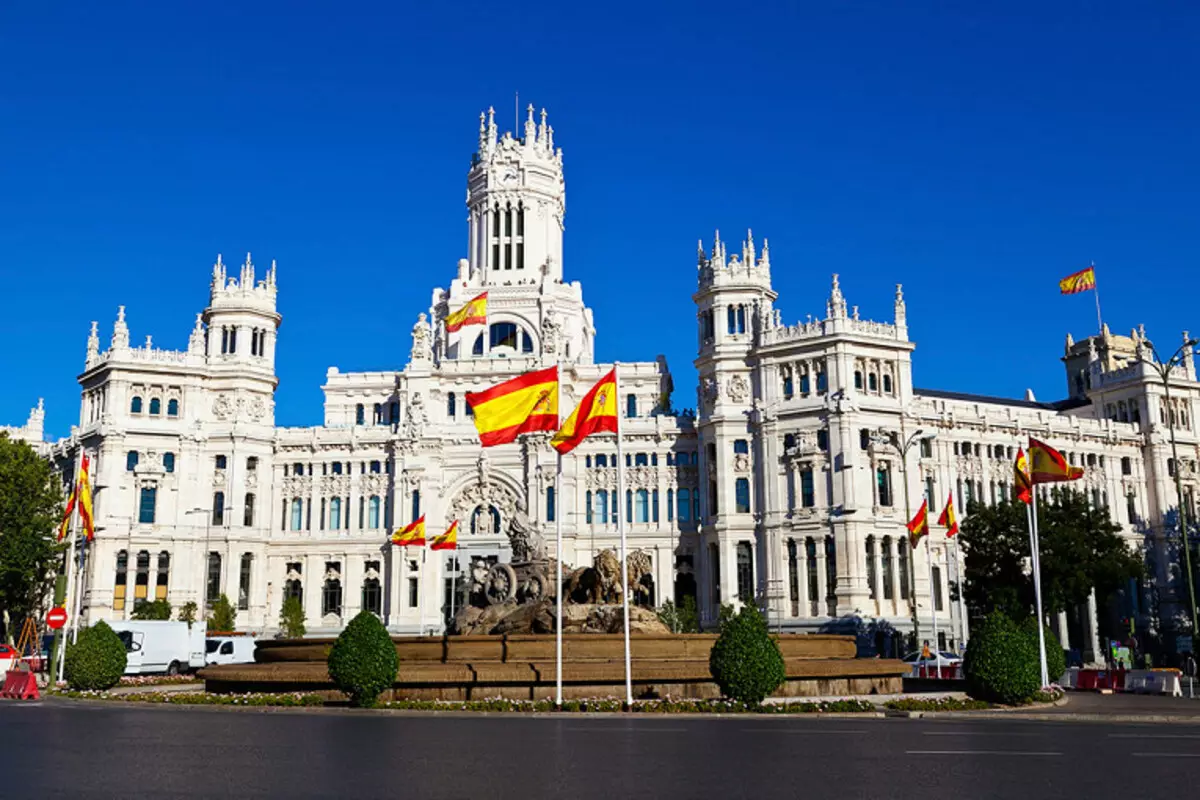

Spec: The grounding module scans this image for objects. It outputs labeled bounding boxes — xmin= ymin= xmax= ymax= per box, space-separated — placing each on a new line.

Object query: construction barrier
xmin=1124 ymin=669 xmax=1183 ymax=697
xmin=910 ymin=663 xmax=963 ymax=680
xmin=0 ymin=670 xmax=39 ymax=700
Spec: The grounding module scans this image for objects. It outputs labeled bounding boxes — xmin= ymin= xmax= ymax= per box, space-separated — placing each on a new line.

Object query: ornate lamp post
xmin=1145 ymin=335 xmax=1200 ymax=644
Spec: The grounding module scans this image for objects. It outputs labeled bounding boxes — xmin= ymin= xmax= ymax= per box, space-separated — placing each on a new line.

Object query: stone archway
xmin=446 ymin=478 xmax=520 ymax=538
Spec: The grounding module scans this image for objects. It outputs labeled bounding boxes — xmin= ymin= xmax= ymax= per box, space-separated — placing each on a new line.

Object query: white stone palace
xmin=10 ymin=105 xmax=1199 ymax=661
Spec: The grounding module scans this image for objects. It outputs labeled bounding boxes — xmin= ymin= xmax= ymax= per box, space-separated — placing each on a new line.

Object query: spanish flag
xmin=430 ymin=520 xmax=458 ymax=551
xmin=466 ymin=366 xmax=559 ymax=447
xmin=1028 ymin=438 xmax=1084 ymax=484
xmin=552 ymin=369 xmax=619 ymax=455
xmin=58 ymin=483 xmax=77 ymax=542
xmin=391 ymin=516 xmax=426 ymax=547
xmin=1059 ymin=266 xmax=1096 ymax=295
xmin=938 ymin=494 xmax=959 ymax=537
xmin=444 ymin=292 xmax=488 ymax=333
xmin=906 ymin=499 xmax=929 ymax=548
xmin=78 ymin=453 xmax=95 ymax=541
xmin=1014 ymin=448 xmax=1033 ymax=505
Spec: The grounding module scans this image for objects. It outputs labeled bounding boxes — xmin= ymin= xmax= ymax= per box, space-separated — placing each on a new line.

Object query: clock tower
xmin=466 ymin=105 xmax=566 ymax=286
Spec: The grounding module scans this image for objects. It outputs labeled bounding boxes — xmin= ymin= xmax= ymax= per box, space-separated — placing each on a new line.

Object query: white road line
xmin=905 ymin=750 xmax=1062 ymax=756
xmin=562 ymin=727 xmax=688 ymax=733
xmin=1131 ymin=752 xmax=1200 ymax=758
xmin=922 ymin=731 xmax=1045 ymax=737
xmin=740 ymin=729 xmax=867 ymax=734
xmin=1109 ymin=734 xmax=1200 ymax=740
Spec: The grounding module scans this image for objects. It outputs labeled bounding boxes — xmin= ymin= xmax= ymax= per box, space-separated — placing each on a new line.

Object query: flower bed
xmin=884 ymin=697 xmax=992 ymax=712
xmin=118 ymin=675 xmax=204 ymax=687
xmin=49 ymin=689 xmax=323 ymax=707
xmin=377 ymin=697 xmax=878 ymax=714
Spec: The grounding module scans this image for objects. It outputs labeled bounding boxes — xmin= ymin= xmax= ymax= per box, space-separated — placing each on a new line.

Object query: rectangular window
xmin=138 ymin=487 xmax=157 ymax=524
xmin=212 ymin=492 xmax=225 ymax=526
xmin=932 ymin=565 xmax=944 ymax=612
xmin=408 ymin=577 xmax=419 ymax=608
xmin=546 ymin=486 xmax=556 ymax=523
xmin=206 ymin=553 xmax=221 ymax=606
xmin=735 ymin=477 xmax=750 ymax=513
xmin=238 ymin=554 xmax=252 ymax=611
xmin=882 ymin=539 xmax=894 ymax=600
xmin=866 ymin=538 xmax=877 ymax=600
xmin=652 ymin=489 xmax=660 ymax=523
xmin=412 ymin=490 xmax=421 ymax=522
xmin=925 ymin=477 xmax=935 ymax=508
xmin=1126 ymin=494 xmax=1137 ymax=524
xmin=800 ymin=469 xmax=815 ymax=508
xmin=736 ymin=542 xmax=753 ymax=602
xmin=877 ymin=467 xmax=893 ymax=507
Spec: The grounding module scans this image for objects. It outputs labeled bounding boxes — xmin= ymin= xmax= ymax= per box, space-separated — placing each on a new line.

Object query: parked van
xmin=205 ymin=635 xmax=257 ymax=666
xmin=107 ymin=620 xmax=207 ymax=675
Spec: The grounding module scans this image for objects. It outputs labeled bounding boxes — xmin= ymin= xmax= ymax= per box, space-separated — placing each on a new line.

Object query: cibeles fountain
xmin=451 ymin=495 xmax=668 ymax=636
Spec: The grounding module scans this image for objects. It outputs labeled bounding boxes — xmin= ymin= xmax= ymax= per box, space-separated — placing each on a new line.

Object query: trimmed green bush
xmin=327 ymin=611 xmax=398 ymax=708
xmin=1019 ymin=617 xmax=1066 ymax=684
xmin=708 ymin=605 xmax=786 ymax=705
xmin=64 ymin=620 xmax=128 ymax=690
xmin=963 ymin=612 xmax=1040 ymax=704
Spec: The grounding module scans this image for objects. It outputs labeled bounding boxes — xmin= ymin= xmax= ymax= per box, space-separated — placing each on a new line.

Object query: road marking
xmin=562 ymin=726 xmax=688 ymax=733
xmin=1110 ymin=734 xmax=1200 ymax=740
xmin=740 ymin=729 xmax=866 ymax=734
xmin=1131 ymin=752 xmax=1200 ymax=758
xmin=921 ymin=731 xmax=1045 ymax=737
xmin=906 ymin=750 xmax=1062 ymax=756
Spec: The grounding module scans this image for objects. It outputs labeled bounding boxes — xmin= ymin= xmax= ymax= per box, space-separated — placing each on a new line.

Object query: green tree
xmin=177 ymin=601 xmax=198 ymax=627
xmin=0 ymin=434 xmax=65 ymax=641
xmin=708 ymin=605 xmax=786 ymax=705
xmin=207 ymin=594 xmax=236 ymax=632
xmin=131 ymin=599 xmax=172 ymax=620
xmin=327 ymin=611 xmax=398 ymax=707
xmin=963 ymin=611 xmax=1040 ymax=704
xmin=279 ymin=595 xmax=306 ymax=638
xmin=64 ymin=620 xmax=128 ymax=690
xmin=657 ymin=597 xmax=700 ymax=633
xmin=961 ymin=493 xmax=1142 ymax=621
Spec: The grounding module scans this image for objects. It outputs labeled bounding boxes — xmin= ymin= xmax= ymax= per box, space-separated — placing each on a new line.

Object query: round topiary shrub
xmin=963 ymin=612 xmax=1040 ymax=704
xmin=1019 ymin=617 xmax=1066 ymax=684
xmin=709 ymin=605 xmax=786 ymax=705
xmin=64 ymin=620 xmax=128 ymax=691
xmin=327 ymin=611 xmax=398 ymax=707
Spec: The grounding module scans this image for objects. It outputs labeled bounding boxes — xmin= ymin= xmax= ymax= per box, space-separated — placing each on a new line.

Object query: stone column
xmin=342 ymin=554 xmax=362 ymax=619
xmin=796 ymin=539 xmax=810 ymax=618
xmin=304 ymin=554 xmax=324 ymax=628
xmin=815 ymin=544 xmax=828 ymax=617
xmin=887 ymin=538 xmax=901 ymax=617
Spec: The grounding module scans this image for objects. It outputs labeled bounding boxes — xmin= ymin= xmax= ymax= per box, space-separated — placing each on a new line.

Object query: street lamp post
xmin=876 ymin=427 xmax=937 ymax=651
xmin=1146 ymin=336 xmax=1200 ymax=645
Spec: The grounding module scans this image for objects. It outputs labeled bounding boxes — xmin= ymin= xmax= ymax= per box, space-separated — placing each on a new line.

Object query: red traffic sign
xmin=47 ymin=606 xmax=68 ymax=630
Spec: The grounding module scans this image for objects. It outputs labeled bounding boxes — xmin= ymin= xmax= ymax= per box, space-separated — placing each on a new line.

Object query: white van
xmin=205 ymin=636 xmax=257 ymax=666
xmin=107 ymin=620 xmax=207 ymax=675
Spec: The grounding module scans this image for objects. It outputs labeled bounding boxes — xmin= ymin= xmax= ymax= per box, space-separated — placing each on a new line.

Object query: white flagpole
xmin=56 ymin=463 xmax=81 ymax=684
xmin=925 ymin=533 xmax=940 ymax=671
xmin=555 ymin=452 xmax=564 ymax=708
xmin=1028 ymin=485 xmax=1050 ymax=686
xmin=952 ymin=535 xmax=969 ymax=648
xmin=614 ymin=362 xmax=633 ymax=707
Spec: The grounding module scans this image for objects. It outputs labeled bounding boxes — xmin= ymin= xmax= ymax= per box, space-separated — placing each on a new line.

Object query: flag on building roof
xmin=1059 ymin=266 xmax=1096 ymax=295
xmin=906 ymin=499 xmax=929 ymax=548
xmin=938 ymin=494 xmax=959 ymax=537
xmin=430 ymin=520 xmax=458 ymax=551
xmin=444 ymin=292 xmax=488 ymax=332
xmin=1028 ymin=438 xmax=1085 ymax=484
xmin=1014 ymin=448 xmax=1033 ymax=505
xmin=552 ymin=368 xmax=618 ymax=455
xmin=391 ymin=516 xmax=426 ymax=547
xmin=465 ymin=366 xmax=559 ymax=447
xmin=78 ymin=453 xmax=95 ymax=541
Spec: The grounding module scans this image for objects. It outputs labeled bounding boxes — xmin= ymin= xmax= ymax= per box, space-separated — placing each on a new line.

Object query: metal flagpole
xmin=953 ymin=536 xmax=969 ymax=649
xmin=71 ymin=535 xmax=89 ymax=645
xmin=56 ymin=477 xmax=81 ymax=684
xmin=614 ymin=362 xmax=633 ymax=707
xmin=1090 ymin=262 xmax=1103 ymax=335
xmin=555 ymin=453 xmax=564 ymax=708
xmin=1028 ymin=485 xmax=1050 ymax=686
xmin=925 ymin=533 xmax=940 ymax=671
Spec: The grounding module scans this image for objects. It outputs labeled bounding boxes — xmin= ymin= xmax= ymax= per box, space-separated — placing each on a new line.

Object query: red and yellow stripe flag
xmin=1014 ymin=448 xmax=1033 ymax=505
xmin=466 ymin=366 xmax=559 ymax=447
xmin=1028 ymin=438 xmax=1084 ymax=485
xmin=906 ymin=499 xmax=929 ymax=548
xmin=391 ymin=516 xmax=426 ymax=547
xmin=58 ymin=483 xmax=78 ymax=542
xmin=444 ymin=292 xmax=488 ymax=332
xmin=430 ymin=520 xmax=458 ymax=551
xmin=78 ymin=453 xmax=95 ymax=541
xmin=938 ymin=493 xmax=959 ymax=537
xmin=552 ymin=369 xmax=619 ymax=455
xmin=1059 ymin=266 xmax=1096 ymax=295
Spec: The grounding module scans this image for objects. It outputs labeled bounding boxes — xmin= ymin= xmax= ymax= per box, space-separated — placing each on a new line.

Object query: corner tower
xmin=466 ymin=105 xmax=565 ymax=284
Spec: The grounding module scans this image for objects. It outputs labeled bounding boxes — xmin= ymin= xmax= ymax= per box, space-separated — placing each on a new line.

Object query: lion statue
xmin=625 ymin=549 xmax=653 ymax=605
xmin=566 ymin=548 xmax=625 ymax=604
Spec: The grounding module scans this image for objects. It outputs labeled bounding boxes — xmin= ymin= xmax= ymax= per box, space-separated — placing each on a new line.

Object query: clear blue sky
xmin=3 ymin=2 xmax=1198 ymax=439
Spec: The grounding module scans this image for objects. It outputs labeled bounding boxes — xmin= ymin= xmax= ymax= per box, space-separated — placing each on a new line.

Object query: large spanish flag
xmin=78 ymin=453 xmax=95 ymax=541
xmin=938 ymin=494 xmax=959 ymax=537
xmin=391 ymin=516 xmax=426 ymax=547
xmin=1014 ymin=448 xmax=1033 ymax=505
xmin=552 ymin=369 xmax=618 ymax=455
xmin=430 ymin=520 xmax=458 ymax=551
xmin=906 ymin=499 xmax=929 ymax=548
xmin=1059 ymin=266 xmax=1096 ymax=295
xmin=1028 ymin=438 xmax=1084 ymax=484
xmin=466 ymin=366 xmax=559 ymax=447
xmin=445 ymin=292 xmax=488 ymax=333
xmin=57 ymin=482 xmax=77 ymax=542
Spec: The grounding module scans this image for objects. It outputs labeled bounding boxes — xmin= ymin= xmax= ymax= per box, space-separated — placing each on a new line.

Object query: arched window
xmin=244 ymin=493 xmax=255 ymax=527
xmin=447 ymin=393 xmax=456 ymax=418
xmin=677 ymin=488 xmax=691 ymax=521
xmin=373 ymin=403 xmax=383 ymax=424
xmin=865 ymin=537 xmax=877 ymax=599
xmin=546 ymin=485 xmax=556 ymax=522
xmin=239 ymin=553 xmax=253 ymax=610
xmin=156 ymin=551 xmax=170 ymax=600
xmin=735 ymin=478 xmax=751 ymax=513
xmin=206 ymin=552 xmax=222 ymax=606
xmin=736 ymin=305 xmax=746 ymax=334
xmin=626 ymin=394 xmax=637 ymax=419
xmin=389 ymin=401 xmax=399 ymax=426
xmin=784 ymin=433 xmax=796 ymax=451
xmin=585 ymin=490 xmax=593 ymax=524
xmin=868 ymin=373 xmax=878 ymax=392
xmin=521 ymin=330 xmax=534 ymax=353
xmin=782 ymin=369 xmax=794 ymax=399
xmin=114 ymin=550 xmax=128 ymax=611
xmin=596 ymin=454 xmax=608 ymax=468
xmin=330 ymin=497 xmax=342 ymax=529
xmin=625 ymin=489 xmax=633 ymax=524
xmin=727 ymin=306 xmax=737 ymax=334
xmin=322 ymin=572 xmax=342 ymax=617
xmin=362 ymin=569 xmax=382 ymax=616
xmin=126 ymin=451 xmax=139 ymax=472
xmin=149 ymin=397 xmax=162 ymax=415
xmin=490 ymin=322 xmax=519 ymax=351
xmin=130 ymin=396 xmax=143 ymax=414
xmin=854 ymin=371 xmax=863 ymax=390
xmin=881 ymin=537 xmax=894 ymax=600
xmin=212 ymin=491 xmax=225 ymax=526
xmin=667 ymin=488 xmax=674 ymax=522
xmin=291 ymin=498 xmax=303 ymax=531
xmin=368 ymin=496 xmax=381 ymax=529
xmin=736 ymin=542 xmax=753 ymax=602
xmin=635 ymin=489 xmax=649 ymax=523
xmin=472 ymin=334 xmax=485 ymax=356
xmin=355 ymin=403 xmax=365 ymax=425
xmin=167 ymin=398 xmax=179 ymax=417
xmin=883 ymin=375 xmax=893 ymax=394
xmin=471 ymin=505 xmax=502 ymax=535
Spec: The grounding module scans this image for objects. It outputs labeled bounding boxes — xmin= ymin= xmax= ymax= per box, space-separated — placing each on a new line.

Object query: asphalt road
xmin=3 ymin=700 xmax=1199 ymax=799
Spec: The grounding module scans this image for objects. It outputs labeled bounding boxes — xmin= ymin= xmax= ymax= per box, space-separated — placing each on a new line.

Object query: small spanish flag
xmin=58 ymin=482 xmax=78 ymax=542
xmin=430 ymin=520 xmax=458 ymax=551
xmin=906 ymin=499 xmax=929 ymax=548
xmin=444 ymin=292 xmax=488 ymax=333
xmin=1059 ymin=265 xmax=1096 ymax=295
xmin=391 ymin=516 xmax=426 ymax=547
xmin=1014 ymin=448 xmax=1033 ymax=505
xmin=938 ymin=493 xmax=959 ymax=537
xmin=466 ymin=366 xmax=559 ymax=447
xmin=78 ymin=453 xmax=95 ymax=541
xmin=552 ymin=369 xmax=619 ymax=455
xmin=1028 ymin=438 xmax=1084 ymax=485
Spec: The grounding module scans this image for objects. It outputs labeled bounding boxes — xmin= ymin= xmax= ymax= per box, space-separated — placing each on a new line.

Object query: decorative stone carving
xmin=728 ymin=374 xmax=749 ymax=404
xmin=507 ymin=497 xmax=545 ymax=562
xmin=825 ymin=389 xmax=858 ymax=415
xmin=448 ymin=479 xmax=518 ymax=534
xmin=211 ymin=392 xmax=269 ymax=422
xmin=541 ymin=309 xmax=560 ymax=356
xmin=733 ymin=453 xmax=751 ymax=473
xmin=212 ymin=393 xmax=234 ymax=420
xmin=405 ymin=393 xmax=427 ymax=439
xmin=411 ymin=313 xmax=432 ymax=362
